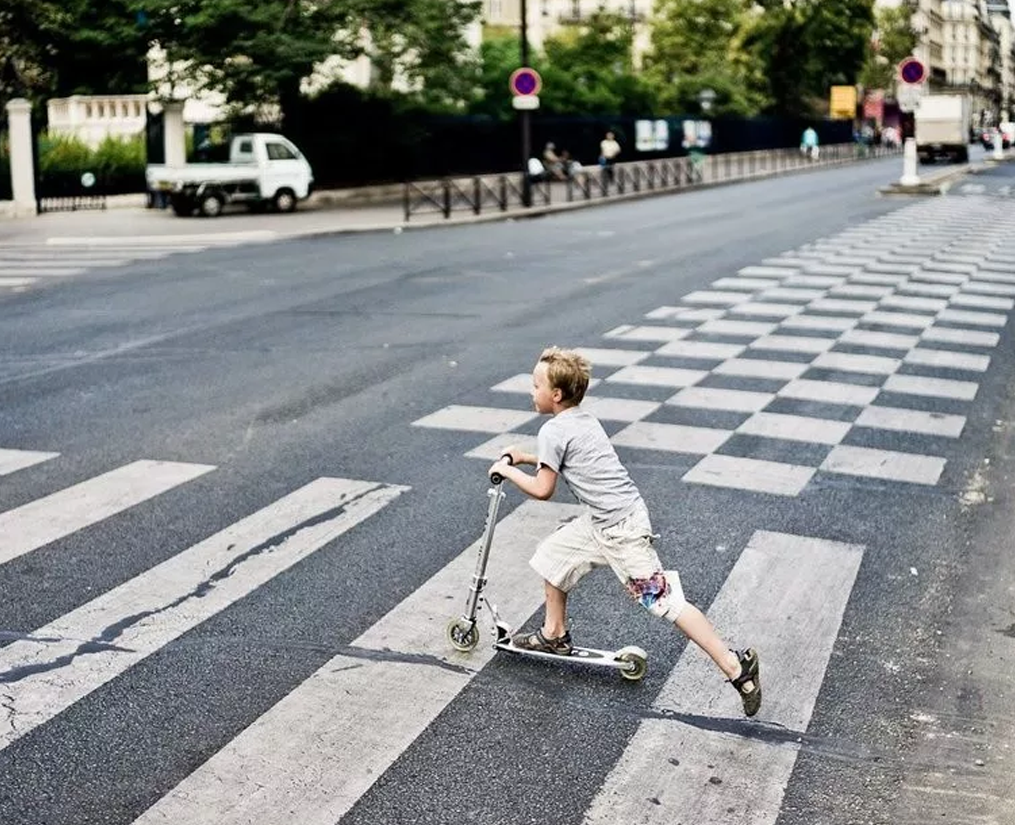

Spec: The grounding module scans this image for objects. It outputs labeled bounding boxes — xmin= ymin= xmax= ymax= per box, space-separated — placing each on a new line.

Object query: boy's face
xmin=531 ymin=362 xmax=560 ymax=414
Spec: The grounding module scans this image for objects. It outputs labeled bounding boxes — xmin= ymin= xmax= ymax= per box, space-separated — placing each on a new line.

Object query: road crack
xmin=0 ymin=489 xmax=381 ymax=685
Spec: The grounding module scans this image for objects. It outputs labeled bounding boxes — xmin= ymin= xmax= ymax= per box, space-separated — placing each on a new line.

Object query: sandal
xmin=511 ymin=628 xmax=573 ymax=656
xmin=729 ymin=648 xmax=762 ymax=717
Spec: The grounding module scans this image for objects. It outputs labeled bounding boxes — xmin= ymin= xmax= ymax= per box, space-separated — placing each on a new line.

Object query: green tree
xmin=539 ymin=13 xmax=654 ymax=115
xmin=741 ymin=0 xmax=875 ymax=117
xmin=469 ymin=35 xmax=537 ymax=120
xmin=860 ymin=5 xmax=918 ymax=92
xmin=361 ymin=0 xmax=481 ymax=109
xmin=644 ymin=0 xmax=763 ymax=116
xmin=0 ymin=0 xmax=67 ymax=103
xmin=141 ymin=0 xmax=480 ymax=124
xmin=142 ymin=0 xmax=362 ymax=126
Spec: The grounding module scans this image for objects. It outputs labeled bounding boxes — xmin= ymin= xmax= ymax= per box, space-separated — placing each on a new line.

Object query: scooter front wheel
xmin=446 ymin=618 xmax=480 ymax=652
xmin=615 ymin=647 xmax=648 ymax=682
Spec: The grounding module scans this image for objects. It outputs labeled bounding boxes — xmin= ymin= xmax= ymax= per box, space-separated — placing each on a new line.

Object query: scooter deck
xmin=494 ymin=640 xmax=621 ymax=662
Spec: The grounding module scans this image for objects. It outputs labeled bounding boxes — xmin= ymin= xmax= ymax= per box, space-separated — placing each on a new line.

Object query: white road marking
xmin=411 ymin=405 xmax=538 ymax=433
xmin=811 ymin=351 xmax=901 ymax=376
xmin=612 ymin=421 xmax=732 ymax=454
xmin=668 ymin=387 xmax=775 ymax=413
xmin=606 ymin=365 xmax=708 ymax=388
xmin=655 ymin=341 xmax=746 ymax=361
xmin=0 ymin=460 xmax=216 ymax=567
xmin=883 ymin=374 xmax=979 ymax=401
xmin=737 ymin=412 xmax=850 ymax=445
xmin=903 ymin=348 xmax=991 ymax=372
xmin=683 ymin=454 xmax=815 ymax=496
xmin=0 ymin=449 xmax=60 ymax=477
xmin=921 ymin=326 xmax=999 ymax=347
xmin=0 ymin=477 xmax=406 ymax=752
xmin=713 ymin=358 xmax=809 ymax=381
xmin=839 ymin=329 xmax=919 ymax=351
xmin=855 ymin=406 xmax=966 ymax=438
xmin=777 ymin=379 xmax=880 ymax=406
xmin=131 ymin=501 xmax=579 ymax=825
xmin=820 ymin=445 xmax=946 ymax=485
xmin=584 ymin=531 xmax=864 ymax=825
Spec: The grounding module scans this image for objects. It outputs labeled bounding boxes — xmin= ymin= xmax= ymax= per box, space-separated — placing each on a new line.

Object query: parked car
xmin=146 ymin=133 xmax=314 ymax=217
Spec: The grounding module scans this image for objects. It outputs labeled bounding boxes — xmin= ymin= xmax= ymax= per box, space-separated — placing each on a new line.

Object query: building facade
xmin=941 ymin=0 xmax=1002 ymax=125
xmin=482 ymin=0 xmax=651 ymax=59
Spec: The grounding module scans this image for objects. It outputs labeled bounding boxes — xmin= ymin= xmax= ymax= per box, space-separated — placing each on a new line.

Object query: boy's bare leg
xmin=674 ymin=603 xmax=751 ymax=686
xmin=542 ymin=580 xmax=569 ymax=638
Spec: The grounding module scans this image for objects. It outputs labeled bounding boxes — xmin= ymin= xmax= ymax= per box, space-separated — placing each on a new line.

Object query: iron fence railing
xmin=403 ymin=142 xmax=902 ymax=222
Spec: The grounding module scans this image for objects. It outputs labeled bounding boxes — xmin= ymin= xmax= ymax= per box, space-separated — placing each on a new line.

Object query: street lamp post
xmin=520 ymin=0 xmax=532 ymax=207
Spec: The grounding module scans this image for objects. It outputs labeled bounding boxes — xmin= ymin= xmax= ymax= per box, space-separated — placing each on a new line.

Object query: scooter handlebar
xmin=489 ymin=453 xmax=514 ymax=485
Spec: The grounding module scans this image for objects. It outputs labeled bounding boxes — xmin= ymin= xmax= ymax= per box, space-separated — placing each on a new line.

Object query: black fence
xmin=404 ymin=142 xmax=901 ymax=221
xmin=222 ymin=86 xmax=857 ymax=190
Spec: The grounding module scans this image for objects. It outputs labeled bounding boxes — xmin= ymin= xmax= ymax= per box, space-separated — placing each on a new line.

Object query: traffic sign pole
xmin=520 ymin=0 xmax=531 ymax=207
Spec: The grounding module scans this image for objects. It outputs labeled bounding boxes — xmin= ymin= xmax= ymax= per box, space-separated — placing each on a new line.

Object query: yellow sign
xmin=830 ymin=86 xmax=857 ymax=120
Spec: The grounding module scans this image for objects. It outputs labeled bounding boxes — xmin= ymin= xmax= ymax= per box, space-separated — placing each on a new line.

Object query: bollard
xmin=994 ymin=131 xmax=1004 ymax=161
xmin=899 ymin=137 xmax=921 ymax=186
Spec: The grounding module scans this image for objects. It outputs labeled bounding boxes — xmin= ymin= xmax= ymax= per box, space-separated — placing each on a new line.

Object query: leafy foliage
xmin=468 ymin=14 xmax=653 ymax=118
xmin=741 ymin=0 xmax=876 ymax=116
xmin=860 ymin=4 xmax=918 ymax=92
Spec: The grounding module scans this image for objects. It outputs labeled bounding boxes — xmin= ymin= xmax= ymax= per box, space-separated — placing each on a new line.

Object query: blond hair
xmin=539 ymin=347 xmax=591 ymax=406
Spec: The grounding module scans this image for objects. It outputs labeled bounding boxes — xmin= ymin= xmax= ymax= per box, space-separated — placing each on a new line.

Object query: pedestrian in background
xmin=800 ymin=126 xmax=820 ymax=161
xmin=599 ymin=131 xmax=621 ymax=184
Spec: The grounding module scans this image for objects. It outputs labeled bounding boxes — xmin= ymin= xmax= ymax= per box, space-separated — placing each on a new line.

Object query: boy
xmin=490 ymin=347 xmax=761 ymax=716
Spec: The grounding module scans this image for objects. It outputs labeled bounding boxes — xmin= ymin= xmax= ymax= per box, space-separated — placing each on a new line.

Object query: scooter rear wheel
xmin=616 ymin=648 xmax=648 ymax=682
xmin=446 ymin=618 xmax=480 ymax=652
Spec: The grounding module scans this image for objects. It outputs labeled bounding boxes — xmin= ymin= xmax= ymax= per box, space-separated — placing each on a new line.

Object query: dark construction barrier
xmin=402 ymin=143 xmax=901 ymax=221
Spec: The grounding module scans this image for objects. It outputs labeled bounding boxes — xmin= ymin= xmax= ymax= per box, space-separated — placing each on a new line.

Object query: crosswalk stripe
xmin=0 ymin=476 xmax=407 ymax=752
xmin=0 ymin=448 xmax=60 ymax=477
xmin=0 ymin=278 xmax=37 ymax=288
xmin=45 ymin=232 xmax=276 ymax=246
xmin=0 ymin=268 xmax=83 ymax=277
xmin=131 ymin=499 xmax=581 ymax=825
xmin=583 ymin=530 xmax=864 ymax=825
xmin=0 ymin=460 xmax=216 ymax=567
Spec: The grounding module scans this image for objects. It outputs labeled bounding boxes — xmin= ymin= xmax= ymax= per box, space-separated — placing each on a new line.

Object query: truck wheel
xmin=172 ymin=202 xmax=192 ymax=217
xmin=199 ymin=193 xmax=224 ymax=218
xmin=958 ymin=147 xmax=969 ymax=163
xmin=273 ymin=189 xmax=297 ymax=213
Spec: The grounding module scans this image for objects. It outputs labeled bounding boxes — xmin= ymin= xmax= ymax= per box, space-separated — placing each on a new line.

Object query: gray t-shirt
xmin=537 ymin=407 xmax=643 ymax=526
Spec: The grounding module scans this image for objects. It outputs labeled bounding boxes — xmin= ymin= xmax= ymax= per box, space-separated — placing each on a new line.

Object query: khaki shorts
xmin=530 ymin=504 xmax=687 ymax=622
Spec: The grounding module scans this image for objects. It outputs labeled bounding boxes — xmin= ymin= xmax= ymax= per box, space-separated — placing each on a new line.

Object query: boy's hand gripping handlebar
xmin=489 ymin=453 xmax=514 ymax=485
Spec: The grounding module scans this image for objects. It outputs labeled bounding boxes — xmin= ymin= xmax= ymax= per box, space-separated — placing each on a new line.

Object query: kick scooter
xmin=445 ymin=459 xmax=649 ymax=681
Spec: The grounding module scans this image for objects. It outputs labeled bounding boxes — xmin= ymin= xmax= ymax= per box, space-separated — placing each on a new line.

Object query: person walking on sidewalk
xmin=599 ymin=131 xmax=621 ymax=184
xmin=489 ymin=347 xmax=762 ymax=717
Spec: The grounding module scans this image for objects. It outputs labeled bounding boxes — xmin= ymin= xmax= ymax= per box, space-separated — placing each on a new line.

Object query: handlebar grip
xmin=489 ymin=455 xmax=513 ymax=485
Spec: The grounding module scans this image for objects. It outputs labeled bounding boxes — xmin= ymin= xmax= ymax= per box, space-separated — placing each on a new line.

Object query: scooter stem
xmin=461 ymin=483 xmax=505 ymax=622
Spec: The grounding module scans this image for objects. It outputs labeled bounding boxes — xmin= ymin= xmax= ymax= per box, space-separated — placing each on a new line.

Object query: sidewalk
xmin=1 ymin=146 xmax=997 ymax=247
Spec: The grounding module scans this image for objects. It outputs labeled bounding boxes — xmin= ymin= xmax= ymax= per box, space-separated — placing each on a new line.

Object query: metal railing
xmin=403 ymin=142 xmax=901 ymax=222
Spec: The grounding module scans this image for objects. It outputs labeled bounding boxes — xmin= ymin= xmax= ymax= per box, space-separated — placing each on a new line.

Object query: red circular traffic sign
xmin=898 ymin=57 xmax=926 ymax=85
xmin=509 ymin=67 xmax=542 ymax=97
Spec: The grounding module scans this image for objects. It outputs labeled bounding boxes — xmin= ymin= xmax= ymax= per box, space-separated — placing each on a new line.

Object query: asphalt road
xmin=1 ymin=153 xmax=1013 ymax=825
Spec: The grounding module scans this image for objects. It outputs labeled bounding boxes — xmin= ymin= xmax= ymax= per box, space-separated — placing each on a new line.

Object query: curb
xmin=282 ymin=153 xmax=904 ymax=242
xmin=878 ymin=155 xmax=1012 ymax=196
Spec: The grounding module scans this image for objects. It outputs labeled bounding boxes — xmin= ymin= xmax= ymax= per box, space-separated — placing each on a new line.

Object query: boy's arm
xmin=500 ymin=446 xmax=537 ymax=466
xmin=489 ymin=461 xmax=557 ymax=501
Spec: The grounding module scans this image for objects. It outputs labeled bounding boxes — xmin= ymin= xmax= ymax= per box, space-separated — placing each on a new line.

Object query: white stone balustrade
xmin=46 ymin=95 xmax=149 ymax=147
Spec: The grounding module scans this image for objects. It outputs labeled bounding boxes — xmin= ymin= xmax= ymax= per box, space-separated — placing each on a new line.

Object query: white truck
xmin=146 ymin=133 xmax=314 ymax=217
xmin=915 ymin=94 xmax=971 ymax=164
